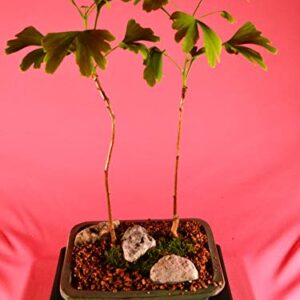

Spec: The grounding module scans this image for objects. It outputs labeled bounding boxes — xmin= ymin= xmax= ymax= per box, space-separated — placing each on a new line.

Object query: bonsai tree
xmin=5 ymin=0 xmax=164 ymax=245
xmin=5 ymin=0 xmax=278 ymax=295
xmin=122 ymin=0 xmax=277 ymax=237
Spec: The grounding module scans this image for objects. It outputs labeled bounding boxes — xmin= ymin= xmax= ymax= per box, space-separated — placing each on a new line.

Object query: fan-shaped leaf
xmin=227 ymin=22 xmax=277 ymax=53
xmin=142 ymin=0 xmax=168 ymax=12
xmin=224 ymin=22 xmax=277 ymax=70
xmin=171 ymin=11 xmax=199 ymax=53
xmin=235 ymin=46 xmax=266 ymax=69
xmin=42 ymin=29 xmax=114 ymax=76
xmin=225 ymin=43 xmax=267 ymax=69
xmin=43 ymin=31 xmax=79 ymax=74
xmin=122 ymin=0 xmax=168 ymax=12
xmin=5 ymin=26 xmax=43 ymax=54
xmin=122 ymin=19 xmax=159 ymax=44
xmin=198 ymin=21 xmax=222 ymax=68
xmin=121 ymin=42 xmax=149 ymax=59
xmin=120 ymin=19 xmax=159 ymax=58
xmin=75 ymin=30 xmax=115 ymax=76
xmin=220 ymin=11 xmax=235 ymax=24
xmin=143 ymin=47 xmax=164 ymax=86
xmin=20 ymin=48 xmax=45 ymax=71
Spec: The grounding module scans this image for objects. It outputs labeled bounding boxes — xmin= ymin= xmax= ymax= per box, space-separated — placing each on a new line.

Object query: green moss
xmin=104 ymin=246 xmax=126 ymax=268
xmin=104 ymin=237 xmax=195 ymax=275
xmin=161 ymin=237 xmax=195 ymax=256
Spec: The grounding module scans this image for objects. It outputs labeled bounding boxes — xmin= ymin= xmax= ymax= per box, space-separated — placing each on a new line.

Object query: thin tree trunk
xmin=93 ymin=73 xmax=117 ymax=245
xmin=171 ymin=85 xmax=187 ymax=238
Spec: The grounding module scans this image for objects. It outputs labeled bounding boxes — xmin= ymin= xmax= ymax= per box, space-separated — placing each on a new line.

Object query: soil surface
xmin=71 ymin=219 xmax=216 ymax=293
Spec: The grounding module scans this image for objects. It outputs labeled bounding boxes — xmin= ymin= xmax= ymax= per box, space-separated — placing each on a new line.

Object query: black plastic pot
xmin=60 ymin=219 xmax=225 ymax=300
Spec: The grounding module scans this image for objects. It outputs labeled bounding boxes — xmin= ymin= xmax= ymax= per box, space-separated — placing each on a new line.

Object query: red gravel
xmin=71 ymin=220 xmax=215 ymax=292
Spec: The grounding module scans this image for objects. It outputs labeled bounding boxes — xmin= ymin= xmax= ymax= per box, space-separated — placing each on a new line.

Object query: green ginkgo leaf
xmin=220 ymin=11 xmax=235 ymax=24
xmin=42 ymin=31 xmax=79 ymax=74
xmin=5 ymin=26 xmax=43 ymax=54
xmin=122 ymin=19 xmax=160 ymax=44
xmin=122 ymin=0 xmax=168 ymax=12
xmin=224 ymin=22 xmax=277 ymax=70
xmin=76 ymin=30 xmax=115 ymax=76
xmin=225 ymin=43 xmax=267 ymax=69
xmin=171 ymin=11 xmax=199 ymax=53
xmin=120 ymin=20 xmax=161 ymax=84
xmin=227 ymin=22 xmax=277 ymax=53
xmin=143 ymin=47 xmax=164 ymax=86
xmin=234 ymin=46 xmax=267 ymax=69
xmin=120 ymin=19 xmax=159 ymax=58
xmin=198 ymin=21 xmax=222 ymax=68
xmin=20 ymin=48 xmax=46 ymax=71
xmin=42 ymin=29 xmax=115 ymax=76
xmin=142 ymin=0 xmax=168 ymax=12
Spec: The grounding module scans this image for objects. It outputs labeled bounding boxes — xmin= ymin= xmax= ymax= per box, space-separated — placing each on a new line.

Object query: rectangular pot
xmin=60 ymin=218 xmax=225 ymax=300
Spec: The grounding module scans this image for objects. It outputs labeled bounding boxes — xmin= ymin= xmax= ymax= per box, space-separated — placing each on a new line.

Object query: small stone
xmin=150 ymin=255 xmax=199 ymax=284
xmin=75 ymin=221 xmax=120 ymax=246
xmin=122 ymin=225 xmax=156 ymax=262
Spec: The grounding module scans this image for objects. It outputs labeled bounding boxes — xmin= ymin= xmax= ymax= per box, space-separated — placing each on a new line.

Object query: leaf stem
xmin=105 ymin=45 xmax=119 ymax=57
xmin=192 ymin=0 xmax=204 ymax=16
xmin=93 ymin=73 xmax=117 ymax=246
xmin=161 ymin=7 xmax=172 ymax=18
xmin=86 ymin=2 xmax=97 ymax=16
xmin=94 ymin=14 xmax=100 ymax=29
xmin=164 ymin=52 xmax=182 ymax=73
xmin=94 ymin=5 xmax=103 ymax=29
xmin=69 ymin=0 xmax=84 ymax=18
xmin=182 ymin=56 xmax=189 ymax=83
xmin=83 ymin=15 xmax=88 ymax=30
xmin=199 ymin=10 xmax=222 ymax=19
xmin=186 ymin=58 xmax=195 ymax=78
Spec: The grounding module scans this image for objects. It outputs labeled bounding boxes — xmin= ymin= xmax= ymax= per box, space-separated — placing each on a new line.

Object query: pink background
xmin=1 ymin=1 xmax=300 ymax=299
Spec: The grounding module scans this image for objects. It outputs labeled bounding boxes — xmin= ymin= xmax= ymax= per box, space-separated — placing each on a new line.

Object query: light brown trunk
xmin=93 ymin=73 xmax=117 ymax=245
xmin=171 ymin=86 xmax=187 ymax=238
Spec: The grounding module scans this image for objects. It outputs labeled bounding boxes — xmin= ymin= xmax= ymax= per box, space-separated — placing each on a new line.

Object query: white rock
xmin=75 ymin=221 xmax=120 ymax=246
xmin=150 ymin=254 xmax=199 ymax=284
xmin=122 ymin=225 xmax=156 ymax=262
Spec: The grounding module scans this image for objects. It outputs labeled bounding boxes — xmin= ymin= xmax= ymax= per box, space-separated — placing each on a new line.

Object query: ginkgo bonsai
xmin=6 ymin=0 xmax=277 ymax=297
xmin=123 ymin=0 xmax=277 ymax=237
xmin=5 ymin=0 xmax=164 ymax=245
